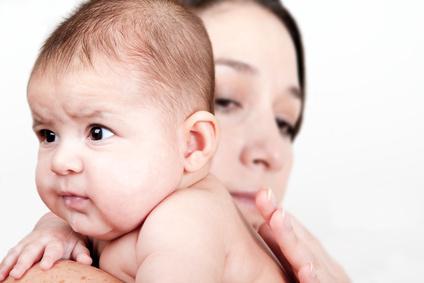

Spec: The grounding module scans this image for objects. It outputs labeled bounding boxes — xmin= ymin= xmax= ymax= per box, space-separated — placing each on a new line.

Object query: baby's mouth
xmin=60 ymin=193 xmax=90 ymax=211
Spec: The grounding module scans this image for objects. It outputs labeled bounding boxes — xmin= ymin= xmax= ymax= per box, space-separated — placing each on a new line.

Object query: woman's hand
xmin=256 ymin=189 xmax=351 ymax=283
xmin=0 ymin=212 xmax=92 ymax=281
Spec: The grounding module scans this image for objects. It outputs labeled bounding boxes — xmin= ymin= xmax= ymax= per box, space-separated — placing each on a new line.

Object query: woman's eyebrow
xmin=215 ymin=58 xmax=258 ymax=75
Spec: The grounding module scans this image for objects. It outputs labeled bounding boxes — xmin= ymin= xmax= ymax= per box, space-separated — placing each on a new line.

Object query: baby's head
xmin=28 ymin=0 xmax=218 ymax=240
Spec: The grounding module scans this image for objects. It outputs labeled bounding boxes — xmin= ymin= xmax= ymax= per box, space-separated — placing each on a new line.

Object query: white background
xmin=0 ymin=1 xmax=423 ymax=282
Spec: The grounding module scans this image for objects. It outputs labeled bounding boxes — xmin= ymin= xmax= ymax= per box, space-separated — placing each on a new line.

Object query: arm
xmin=256 ymin=189 xmax=351 ymax=283
xmin=135 ymin=191 xmax=226 ymax=283
xmin=0 ymin=212 xmax=92 ymax=281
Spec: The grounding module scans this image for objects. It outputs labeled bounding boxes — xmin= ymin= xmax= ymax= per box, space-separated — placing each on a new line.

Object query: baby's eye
xmin=214 ymin=97 xmax=241 ymax=113
xmin=276 ymin=118 xmax=295 ymax=140
xmin=39 ymin=129 xmax=56 ymax=143
xmin=89 ymin=125 xmax=114 ymax=141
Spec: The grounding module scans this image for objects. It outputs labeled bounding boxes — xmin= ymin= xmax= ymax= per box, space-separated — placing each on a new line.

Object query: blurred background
xmin=0 ymin=1 xmax=423 ymax=282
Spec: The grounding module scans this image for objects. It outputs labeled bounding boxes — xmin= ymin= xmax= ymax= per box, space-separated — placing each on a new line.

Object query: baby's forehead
xmin=29 ymin=59 xmax=175 ymax=116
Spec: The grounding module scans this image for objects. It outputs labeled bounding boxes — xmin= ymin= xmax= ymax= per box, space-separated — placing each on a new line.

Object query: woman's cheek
xmin=210 ymin=115 xmax=244 ymax=179
xmin=273 ymin=144 xmax=294 ymax=202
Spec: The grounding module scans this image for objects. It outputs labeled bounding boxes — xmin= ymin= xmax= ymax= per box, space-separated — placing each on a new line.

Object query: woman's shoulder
xmin=3 ymin=260 xmax=122 ymax=283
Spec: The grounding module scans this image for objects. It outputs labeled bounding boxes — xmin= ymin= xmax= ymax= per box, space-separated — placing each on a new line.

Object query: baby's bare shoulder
xmin=156 ymin=174 xmax=233 ymax=215
xmin=146 ymin=175 xmax=234 ymax=230
xmin=136 ymin=175 xmax=236 ymax=257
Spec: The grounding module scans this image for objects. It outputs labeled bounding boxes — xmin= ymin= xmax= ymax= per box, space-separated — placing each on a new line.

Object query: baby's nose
xmin=50 ymin=142 xmax=84 ymax=175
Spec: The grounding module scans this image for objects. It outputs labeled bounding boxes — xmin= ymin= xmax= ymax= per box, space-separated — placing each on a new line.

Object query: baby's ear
xmin=182 ymin=111 xmax=219 ymax=172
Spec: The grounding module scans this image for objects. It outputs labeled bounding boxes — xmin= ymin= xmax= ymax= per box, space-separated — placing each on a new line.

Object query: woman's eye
xmin=89 ymin=126 xmax=114 ymax=141
xmin=39 ymin=129 xmax=56 ymax=143
xmin=276 ymin=118 xmax=295 ymax=139
xmin=214 ymin=97 xmax=241 ymax=113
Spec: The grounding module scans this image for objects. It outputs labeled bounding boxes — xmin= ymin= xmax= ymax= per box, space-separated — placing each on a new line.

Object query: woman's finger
xmin=268 ymin=209 xmax=314 ymax=273
xmin=256 ymin=190 xmax=350 ymax=282
xmin=255 ymin=188 xmax=278 ymax=222
xmin=298 ymin=263 xmax=319 ymax=283
xmin=258 ymin=223 xmax=288 ymax=264
xmin=289 ymin=216 xmax=333 ymax=265
xmin=258 ymin=223 xmax=300 ymax=283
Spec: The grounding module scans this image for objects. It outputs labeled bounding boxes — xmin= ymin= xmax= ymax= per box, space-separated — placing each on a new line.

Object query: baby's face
xmin=28 ymin=61 xmax=185 ymax=240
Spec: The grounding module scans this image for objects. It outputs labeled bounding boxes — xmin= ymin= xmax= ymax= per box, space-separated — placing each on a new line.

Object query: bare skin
xmin=96 ymin=175 xmax=287 ymax=283
xmin=4 ymin=177 xmax=289 ymax=283
xmin=2 ymin=260 xmax=122 ymax=283
xmin=0 ymin=1 xmax=350 ymax=283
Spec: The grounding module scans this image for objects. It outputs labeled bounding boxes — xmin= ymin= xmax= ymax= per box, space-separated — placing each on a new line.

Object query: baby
xmin=7 ymin=0 xmax=288 ymax=282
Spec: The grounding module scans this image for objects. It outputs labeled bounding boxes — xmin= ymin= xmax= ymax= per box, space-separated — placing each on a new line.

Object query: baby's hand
xmin=0 ymin=212 xmax=92 ymax=281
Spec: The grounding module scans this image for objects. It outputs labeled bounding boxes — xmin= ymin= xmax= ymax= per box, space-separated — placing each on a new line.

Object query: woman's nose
xmin=240 ymin=121 xmax=285 ymax=172
xmin=50 ymin=142 xmax=84 ymax=176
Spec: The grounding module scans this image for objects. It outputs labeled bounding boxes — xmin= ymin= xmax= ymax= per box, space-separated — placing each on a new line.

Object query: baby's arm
xmin=0 ymin=212 xmax=92 ymax=281
xmin=135 ymin=190 xmax=226 ymax=283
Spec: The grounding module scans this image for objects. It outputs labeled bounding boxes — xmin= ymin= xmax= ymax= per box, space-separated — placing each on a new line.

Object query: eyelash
xmin=214 ymin=97 xmax=242 ymax=113
xmin=276 ymin=118 xmax=296 ymax=140
xmin=38 ymin=129 xmax=56 ymax=143
xmin=214 ymin=97 xmax=296 ymax=139
xmin=88 ymin=124 xmax=114 ymax=141
xmin=36 ymin=124 xmax=115 ymax=144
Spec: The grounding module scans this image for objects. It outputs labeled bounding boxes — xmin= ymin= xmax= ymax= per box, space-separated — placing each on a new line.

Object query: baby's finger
xmin=255 ymin=188 xmax=278 ymax=222
xmin=72 ymin=241 xmax=92 ymax=265
xmin=0 ymin=248 xmax=22 ymax=281
xmin=269 ymin=209 xmax=313 ymax=273
xmin=39 ymin=241 xmax=65 ymax=270
xmin=9 ymin=245 xmax=43 ymax=279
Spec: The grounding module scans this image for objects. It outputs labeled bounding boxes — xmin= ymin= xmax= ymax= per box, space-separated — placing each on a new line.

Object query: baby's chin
xmin=66 ymin=213 xmax=120 ymax=240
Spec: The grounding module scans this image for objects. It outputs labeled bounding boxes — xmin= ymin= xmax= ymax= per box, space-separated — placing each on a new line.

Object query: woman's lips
xmin=230 ymin=191 xmax=257 ymax=208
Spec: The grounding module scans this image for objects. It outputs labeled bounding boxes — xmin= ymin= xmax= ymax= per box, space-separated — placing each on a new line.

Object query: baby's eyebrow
xmin=215 ymin=58 xmax=258 ymax=75
xmin=31 ymin=110 xmax=48 ymax=128
xmin=30 ymin=109 xmax=108 ymax=130
xmin=68 ymin=109 xmax=106 ymax=120
xmin=32 ymin=117 xmax=49 ymax=130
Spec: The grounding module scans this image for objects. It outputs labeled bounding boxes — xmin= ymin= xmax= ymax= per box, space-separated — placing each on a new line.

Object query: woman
xmin=0 ymin=0 xmax=349 ymax=282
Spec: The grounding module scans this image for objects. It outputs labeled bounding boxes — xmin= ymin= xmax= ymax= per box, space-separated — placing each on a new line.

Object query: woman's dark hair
xmin=178 ymin=0 xmax=306 ymax=138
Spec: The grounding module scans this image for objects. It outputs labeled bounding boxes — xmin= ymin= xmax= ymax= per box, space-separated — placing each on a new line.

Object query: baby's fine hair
xmin=32 ymin=0 xmax=214 ymax=114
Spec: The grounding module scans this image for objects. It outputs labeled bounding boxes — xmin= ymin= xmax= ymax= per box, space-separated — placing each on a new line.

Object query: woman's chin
xmin=232 ymin=198 xmax=263 ymax=230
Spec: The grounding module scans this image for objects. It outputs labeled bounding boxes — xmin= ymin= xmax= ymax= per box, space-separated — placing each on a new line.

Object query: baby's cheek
xmin=35 ymin=167 xmax=48 ymax=195
xmin=35 ymin=166 xmax=57 ymax=208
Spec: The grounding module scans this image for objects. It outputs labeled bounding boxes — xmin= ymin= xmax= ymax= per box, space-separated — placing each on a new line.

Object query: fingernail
xmin=282 ymin=209 xmax=292 ymax=230
xmin=9 ymin=269 xmax=19 ymax=278
xmin=266 ymin=188 xmax=278 ymax=208
xmin=40 ymin=260 xmax=50 ymax=270
xmin=78 ymin=254 xmax=92 ymax=264
xmin=308 ymin=262 xmax=317 ymax=278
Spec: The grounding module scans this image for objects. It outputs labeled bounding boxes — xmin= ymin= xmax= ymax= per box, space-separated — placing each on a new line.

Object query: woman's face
xmin=199 ymin=2 xmax=302 ymax=228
